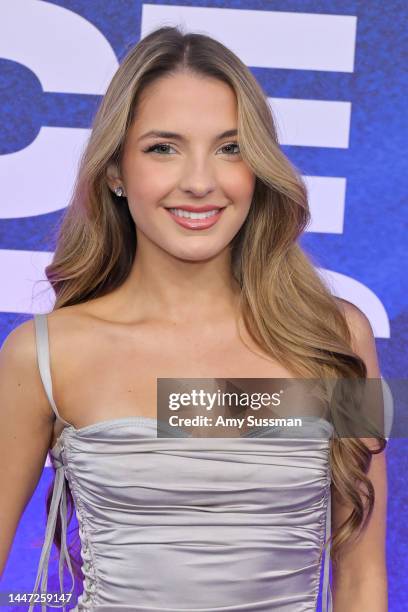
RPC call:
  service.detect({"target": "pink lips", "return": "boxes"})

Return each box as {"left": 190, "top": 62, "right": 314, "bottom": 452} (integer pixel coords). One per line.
{"left": 165, "top": 207, "right": 225, "bottom": 230}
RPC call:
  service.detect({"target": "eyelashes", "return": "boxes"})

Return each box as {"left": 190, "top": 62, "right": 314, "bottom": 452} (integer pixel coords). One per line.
{"left": 143, "top": 142, "right": 241, "bottom": 156}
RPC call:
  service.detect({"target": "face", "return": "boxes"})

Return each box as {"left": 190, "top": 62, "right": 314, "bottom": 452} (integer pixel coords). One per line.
{"left": 107, "top": 71, "right": 256, "bottom": 262}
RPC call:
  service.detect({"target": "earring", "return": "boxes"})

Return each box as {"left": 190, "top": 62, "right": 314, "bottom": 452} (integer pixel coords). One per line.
{"left": 114, "top": 186, "right": 124, "bottom": 197}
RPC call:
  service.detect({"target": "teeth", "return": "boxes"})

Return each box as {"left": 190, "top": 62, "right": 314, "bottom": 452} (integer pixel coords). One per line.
{"left": 169, "top": 208, "right": 220, "bottom": 219}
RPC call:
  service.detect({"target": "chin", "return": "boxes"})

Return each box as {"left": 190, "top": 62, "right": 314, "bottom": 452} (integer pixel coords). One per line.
{"left": 168, "top": 245, "right": 224, "bottom": 263}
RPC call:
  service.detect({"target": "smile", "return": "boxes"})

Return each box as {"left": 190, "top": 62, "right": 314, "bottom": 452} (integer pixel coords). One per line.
{"left": 165, "top": 207, "right": 225, "bottom": 230}
{"left": 169, "top": 208, "right": 219, "bottom": 219}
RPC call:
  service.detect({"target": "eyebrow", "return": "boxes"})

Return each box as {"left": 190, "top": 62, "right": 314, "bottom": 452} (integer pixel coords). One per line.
{"left": 137, "top": 129, "right": 238, "bottom": 143}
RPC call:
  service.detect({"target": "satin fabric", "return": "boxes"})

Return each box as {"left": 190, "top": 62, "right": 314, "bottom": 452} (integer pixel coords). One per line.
{"left": 30, "top": 313, "right": 333, "bottom": 612}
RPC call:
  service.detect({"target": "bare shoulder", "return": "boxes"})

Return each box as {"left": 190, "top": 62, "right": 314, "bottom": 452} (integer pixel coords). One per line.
{"left": 0, "top": 318, "right": 50, "bottom": 423}
{"left": 0, "top": 318, "right": 37, "bottom": 373}
{"left": 46, "top": 297, "right": 115, "bottom": 325}
{"left": 46, "top": 302, "right": 94, "bottom": 324}
{"left": 333, "top": 295, "right": 358, "bottom": 317}
{"left": 0, "top": 304, "right": 97, "bottom": 358}
{"left": 333, "top": 297, "right": 380, "bottom": 377}
{"left": 0, "top": 305, "right": 96, "bottom": 415}
{"left": 45, "top": 302, "right": 102, "bottom": 341}
{"left": 334, "top": 297, "right": 374, "bottom": 342}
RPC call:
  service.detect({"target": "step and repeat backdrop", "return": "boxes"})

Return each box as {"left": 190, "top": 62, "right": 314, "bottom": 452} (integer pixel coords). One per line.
{"left": 0, "top": 1, "right": 406, "bottom": 610}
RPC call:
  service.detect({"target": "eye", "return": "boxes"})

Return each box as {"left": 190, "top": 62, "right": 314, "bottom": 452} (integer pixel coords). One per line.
{"left": 144, "top": 143, "right": 176, "bottom": 155}
{"left": 143, "top": 142, "right": 241, "bottom": 156}
{"left": 219, "top": 142, "right": 240, "bottom": 155}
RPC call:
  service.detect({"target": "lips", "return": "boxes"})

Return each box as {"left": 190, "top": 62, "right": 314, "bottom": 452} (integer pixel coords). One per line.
{"left": 165, "top": 206, "right": 225, "bottom": 230}
{"left": 165, "top": 205, "right": 225, "bottom": 213}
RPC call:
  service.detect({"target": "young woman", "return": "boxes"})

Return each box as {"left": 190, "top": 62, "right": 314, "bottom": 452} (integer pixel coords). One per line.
{"left": 0, "top": 26, "right": 387, "bottom": 611}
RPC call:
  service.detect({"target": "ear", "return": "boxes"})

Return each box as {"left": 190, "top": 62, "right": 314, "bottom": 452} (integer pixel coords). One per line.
{"left": 106, "top": 162, "right": 123, "bottom": 192}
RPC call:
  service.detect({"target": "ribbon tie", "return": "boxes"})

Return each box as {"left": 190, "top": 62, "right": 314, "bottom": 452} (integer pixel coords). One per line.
{"left": 29, "top": 452, "right": 75, "bottom": 611}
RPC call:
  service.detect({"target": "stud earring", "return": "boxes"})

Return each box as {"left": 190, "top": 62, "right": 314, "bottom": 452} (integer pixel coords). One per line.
{"left": 114, "top": 186, "right": 124, "bottom": 197}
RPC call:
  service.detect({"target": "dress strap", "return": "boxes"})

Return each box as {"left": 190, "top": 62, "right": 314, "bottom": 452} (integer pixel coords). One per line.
{"left": 321, "top": 491, "right": 333, "bottom": 612}
{"left": 29, "top": 313, "right": 76, "bottom": 610}
{"left": 33, "top": 313, "right": 72, "bottom": 427}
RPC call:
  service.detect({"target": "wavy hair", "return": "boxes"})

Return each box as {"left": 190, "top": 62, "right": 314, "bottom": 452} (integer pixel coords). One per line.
{"left": 42, "top": 25, "right": 386, "bottom": 589}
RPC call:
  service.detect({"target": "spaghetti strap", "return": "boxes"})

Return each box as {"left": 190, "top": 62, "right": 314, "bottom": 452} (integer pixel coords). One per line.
{"left": 30, "top": 313, "right": 76, "bottom": 611}
{"left": 33, "top": 313, "right": 73, "bottom": 428}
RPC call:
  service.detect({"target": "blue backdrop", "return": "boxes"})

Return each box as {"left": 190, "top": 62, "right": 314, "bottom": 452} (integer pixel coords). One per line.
{"left": 0, "top": 1, "right": 406, "bottom": 610}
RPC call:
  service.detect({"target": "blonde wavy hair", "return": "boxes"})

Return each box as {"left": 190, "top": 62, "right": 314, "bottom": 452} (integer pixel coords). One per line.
{"left": 42, "top": 26, "right": 386, "bottom": 584}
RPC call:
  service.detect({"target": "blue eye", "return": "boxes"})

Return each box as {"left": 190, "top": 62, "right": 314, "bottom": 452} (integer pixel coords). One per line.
{"left": 144, "top": 142, "right": 240, "bottom": 155}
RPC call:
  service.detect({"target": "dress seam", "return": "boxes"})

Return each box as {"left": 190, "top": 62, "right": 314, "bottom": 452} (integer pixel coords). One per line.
{"left": 63, "top": 437, "right": 100, "bottom": 610}
{"left": 311, "top": 458, "right": 332, "bottom": 610}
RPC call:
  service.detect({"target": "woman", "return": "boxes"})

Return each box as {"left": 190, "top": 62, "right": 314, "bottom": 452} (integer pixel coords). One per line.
{"left": 0, "top": 26, "right": 387, "bottom": 611}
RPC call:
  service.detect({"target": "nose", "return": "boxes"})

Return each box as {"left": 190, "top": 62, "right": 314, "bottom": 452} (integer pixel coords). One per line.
{"left": 178, "top": 155, "right": 217, "bottom": 198}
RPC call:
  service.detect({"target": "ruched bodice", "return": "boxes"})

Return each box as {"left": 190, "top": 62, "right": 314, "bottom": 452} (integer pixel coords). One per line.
{"left": 30, "top": 314, "right": 333, "bottom": 612}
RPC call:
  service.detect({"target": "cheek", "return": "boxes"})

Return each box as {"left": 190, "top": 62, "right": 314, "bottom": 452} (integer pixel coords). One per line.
{"left": 125, "top": 160, "right": 176, "bottom": 202}
{"left": 126, "top": 175, "right": 168, "bottom": 205}
{"left": 227, "top": 169, "right": 256, "bottom": 204}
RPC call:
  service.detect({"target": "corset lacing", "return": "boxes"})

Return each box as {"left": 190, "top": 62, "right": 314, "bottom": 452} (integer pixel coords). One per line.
{"left": 322, "top": 477, "right": 333, "bottom": 612}
{"left": 75, "top": 518, "right": 97, "bottom": 609}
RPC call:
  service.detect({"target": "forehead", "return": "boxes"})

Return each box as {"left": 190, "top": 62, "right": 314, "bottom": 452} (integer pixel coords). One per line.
{"left": 131, "top": 72, "right": 238, "bottom": 136}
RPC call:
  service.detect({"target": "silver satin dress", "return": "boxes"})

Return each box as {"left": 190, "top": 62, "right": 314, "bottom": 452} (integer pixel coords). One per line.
{"left": 29, "top": 313, "right": 333, "bottom": 612}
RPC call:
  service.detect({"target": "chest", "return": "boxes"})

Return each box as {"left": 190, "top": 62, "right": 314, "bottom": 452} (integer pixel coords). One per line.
{"left": 51, "top": 323, "right": 297, "bottom": 446}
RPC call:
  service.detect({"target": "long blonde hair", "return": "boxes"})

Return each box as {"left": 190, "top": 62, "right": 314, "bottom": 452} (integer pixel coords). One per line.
{"left": 43, "top": 25, "right": 386, "bottom": 582}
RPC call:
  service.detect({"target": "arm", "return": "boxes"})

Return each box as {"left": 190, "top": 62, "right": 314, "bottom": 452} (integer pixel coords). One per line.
{"left": 331, "top": 299, "right": 388, "bottom": 611}
{"left": 0, "top": 320, "right": 55, "bottom": 577}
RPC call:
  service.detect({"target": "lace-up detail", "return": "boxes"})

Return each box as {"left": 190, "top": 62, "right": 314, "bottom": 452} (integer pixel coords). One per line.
{"left": 75, "top": 519, "right": 98, "bottom": 609}
{"left": 321, "top": 486, "right": 333, "bottom": 612}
